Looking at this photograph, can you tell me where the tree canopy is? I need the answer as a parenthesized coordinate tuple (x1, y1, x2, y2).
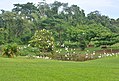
(0, 1, 119, 50)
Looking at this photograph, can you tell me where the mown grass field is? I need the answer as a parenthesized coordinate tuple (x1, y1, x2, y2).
(0, 56, 119, 81)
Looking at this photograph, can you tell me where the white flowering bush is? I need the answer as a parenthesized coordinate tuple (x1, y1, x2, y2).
(29, 29, 55, 54)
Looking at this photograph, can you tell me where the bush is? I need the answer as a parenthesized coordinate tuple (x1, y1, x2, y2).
(29, 29, 55, 54)
(19, 46, 39, 56)
(64, 41, 80, 48)
(79, 40, 87, 51)
(2, 43, 19, 58)
(111, 43, 119, 48)
(0, 41, 4, 45)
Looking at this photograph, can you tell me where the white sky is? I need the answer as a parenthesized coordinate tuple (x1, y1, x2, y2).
(0, 0, 119, 19)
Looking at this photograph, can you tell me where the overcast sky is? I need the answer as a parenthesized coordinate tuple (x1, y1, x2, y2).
(0, 0, 119, 19)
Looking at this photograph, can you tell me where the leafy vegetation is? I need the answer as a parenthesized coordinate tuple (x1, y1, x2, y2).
(0, 0, 119, 49)
(29, 29, 54, 53)
(2, 43, 19, 58)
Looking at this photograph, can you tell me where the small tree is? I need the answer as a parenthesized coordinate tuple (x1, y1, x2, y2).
(29, 29, 55, 54)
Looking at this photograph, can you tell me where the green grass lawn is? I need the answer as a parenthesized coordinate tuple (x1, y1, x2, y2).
(0, 56, 119, 81)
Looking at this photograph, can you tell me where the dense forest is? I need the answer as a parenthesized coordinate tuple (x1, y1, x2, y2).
(0, 0, 119, 50)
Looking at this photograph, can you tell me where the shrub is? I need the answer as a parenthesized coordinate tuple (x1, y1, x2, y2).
(64, 41, 80, 48)
(19, 46, 39, 56)
(2, 43, 19, 58)
(79, 40, 87, 51)
(29, 29, 55, 54)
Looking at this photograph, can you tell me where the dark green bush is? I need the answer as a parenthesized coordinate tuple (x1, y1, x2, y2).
(64, 41, 80, 48)
(79, 40, 87, 50)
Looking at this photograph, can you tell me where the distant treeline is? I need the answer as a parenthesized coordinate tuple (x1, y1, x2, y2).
(0, 0, 119, 48)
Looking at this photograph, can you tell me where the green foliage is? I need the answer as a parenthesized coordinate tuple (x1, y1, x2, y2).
(19, 45, 39, 56)
(0, 28, 5, 45)
(2, 43, 19, 58)
(111, 43, 119, 49)
(0, 1, 119, 49)
(92, 33, 119, 47)
(79, 40, 87, 50)
(0, 11, 34, 44)
(64, 41, 80, 48)
(29, 29, 55, 53)
(65, 27, 84, 42)
(65, 27, 87, 50)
